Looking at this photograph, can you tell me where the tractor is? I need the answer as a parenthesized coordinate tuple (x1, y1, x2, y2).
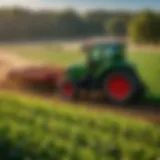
(58, 40, 146, 105)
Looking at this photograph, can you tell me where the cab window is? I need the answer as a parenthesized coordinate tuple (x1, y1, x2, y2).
(101, 45, 118, 59)
(90, 47, 102, 60)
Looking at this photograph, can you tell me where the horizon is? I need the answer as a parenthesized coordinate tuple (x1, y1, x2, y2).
(0, 0, 159, 12)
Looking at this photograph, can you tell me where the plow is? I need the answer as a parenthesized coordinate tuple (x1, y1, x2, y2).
(6, 39, 147, 105)
(7, 65, 64, 91)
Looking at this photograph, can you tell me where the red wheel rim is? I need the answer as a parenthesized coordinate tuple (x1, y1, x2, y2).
(107, 76, 131, 100)
(62, 82, 75, 97)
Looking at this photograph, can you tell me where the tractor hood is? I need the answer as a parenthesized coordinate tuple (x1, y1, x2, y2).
(66, 62, 88, 82)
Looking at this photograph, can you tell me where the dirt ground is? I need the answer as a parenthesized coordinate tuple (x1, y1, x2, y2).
(0, 50, 159, 125)
(0, 50, 46, 84)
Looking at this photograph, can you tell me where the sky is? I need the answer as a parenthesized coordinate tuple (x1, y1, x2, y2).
(0, 0, 159, 12)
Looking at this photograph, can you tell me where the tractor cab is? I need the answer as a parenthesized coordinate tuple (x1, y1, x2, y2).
(83, 40, 125, 60)
(82, 41, 126, 74)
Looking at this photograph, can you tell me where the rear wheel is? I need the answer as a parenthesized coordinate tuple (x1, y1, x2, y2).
(103, 69, 143, 105)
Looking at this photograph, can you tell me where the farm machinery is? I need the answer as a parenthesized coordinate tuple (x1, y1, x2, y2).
(58, 40, 146, 104)
(7, 39, 146, 105)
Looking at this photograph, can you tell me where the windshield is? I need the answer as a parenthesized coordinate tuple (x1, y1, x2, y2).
(87, 43, 125, 62)
(88, 46, 102, 61)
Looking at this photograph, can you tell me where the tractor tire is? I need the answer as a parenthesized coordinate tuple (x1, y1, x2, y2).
(59, 79, 79, 101)
(103, 69, 144, 105)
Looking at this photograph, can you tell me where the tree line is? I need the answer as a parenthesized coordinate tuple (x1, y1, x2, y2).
(0, 8, 159, 43)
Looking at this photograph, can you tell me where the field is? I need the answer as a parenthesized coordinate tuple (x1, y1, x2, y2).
(0, 91, 159, 160)
(1, 42, 160, 95)
(0, 41, 159, 159)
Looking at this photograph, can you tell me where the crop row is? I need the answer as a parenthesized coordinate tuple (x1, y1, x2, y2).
(0, 92, 159, 160)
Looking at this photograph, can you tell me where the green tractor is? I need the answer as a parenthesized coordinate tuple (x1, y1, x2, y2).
(59, 40, 146, 105)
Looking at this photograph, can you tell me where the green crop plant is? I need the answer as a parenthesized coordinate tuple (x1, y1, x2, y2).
(0, 92, 159, 160)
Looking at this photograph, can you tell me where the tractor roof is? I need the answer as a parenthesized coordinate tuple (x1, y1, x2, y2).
(82, 37, 126, 52)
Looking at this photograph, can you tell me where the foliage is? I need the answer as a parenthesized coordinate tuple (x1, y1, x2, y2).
(128, 10, 160, 43)
(0, 8, 133, 41)
(0, 7, 159, 43)
(105, 17, 128, 36)
(0, 92, 159, 160)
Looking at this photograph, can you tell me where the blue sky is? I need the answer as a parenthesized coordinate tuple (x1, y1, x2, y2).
(0, 0, 159, 11)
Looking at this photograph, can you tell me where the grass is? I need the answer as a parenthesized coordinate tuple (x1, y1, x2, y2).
(0, 43, 84, 66)
(127, 53, 160, 96)
(0, 91, 159, 160)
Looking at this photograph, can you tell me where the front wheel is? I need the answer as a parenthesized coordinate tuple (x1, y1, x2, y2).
(103, 70, 144, 105)
(59, 79, 79, 101)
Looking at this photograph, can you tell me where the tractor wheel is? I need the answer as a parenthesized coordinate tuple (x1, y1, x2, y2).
(59, 80, 79, 101)
(103, 69, 143, 105)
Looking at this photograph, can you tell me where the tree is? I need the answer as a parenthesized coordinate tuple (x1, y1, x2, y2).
(105, 17, 128, 36)
(0, 7, 158, 41)
(128, 10, 160, 43)
(54, 9, 85, 37)
(85, 10, 110, 35)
